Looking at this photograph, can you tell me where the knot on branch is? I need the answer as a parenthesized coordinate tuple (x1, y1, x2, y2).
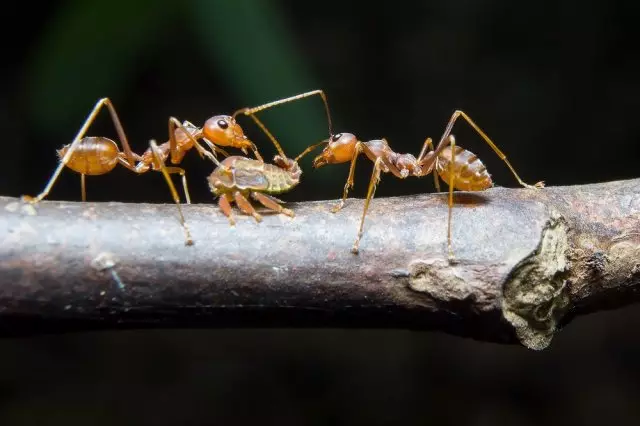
(502, 211, 571, 350)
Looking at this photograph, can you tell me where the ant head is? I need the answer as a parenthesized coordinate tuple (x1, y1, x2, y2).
(203, 115, 254, 153)
(312, 133, 358, 168)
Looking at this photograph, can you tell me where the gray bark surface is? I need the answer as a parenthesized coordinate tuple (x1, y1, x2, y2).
(1, 178, 639, 350)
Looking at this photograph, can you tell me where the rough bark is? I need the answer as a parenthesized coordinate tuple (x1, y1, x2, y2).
(1, 178, 639, 350)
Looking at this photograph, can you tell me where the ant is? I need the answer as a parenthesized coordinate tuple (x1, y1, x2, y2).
(22, 90, 333, 205)
(21, 98, 247, 204)
(310, 110, 544, 260)
(151, 116, 329, 245)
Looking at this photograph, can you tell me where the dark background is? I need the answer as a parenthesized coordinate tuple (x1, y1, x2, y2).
(1, 0, 640, 424)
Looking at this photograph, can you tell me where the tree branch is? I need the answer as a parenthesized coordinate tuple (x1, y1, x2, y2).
(1, 178, 639, 349)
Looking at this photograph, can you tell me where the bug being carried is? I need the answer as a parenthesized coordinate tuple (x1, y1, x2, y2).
(206, 89, 335, 224)
(152, 126, 327, 244)
(310, 110, 544, 260)
(22, 90, 333, 205)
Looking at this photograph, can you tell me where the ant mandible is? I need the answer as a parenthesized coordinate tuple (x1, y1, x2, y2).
(310, 110, 544, 261)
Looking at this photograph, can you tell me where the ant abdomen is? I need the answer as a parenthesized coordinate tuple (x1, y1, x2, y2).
(436, 145, 493, 191)
(58, 136, 120, 176)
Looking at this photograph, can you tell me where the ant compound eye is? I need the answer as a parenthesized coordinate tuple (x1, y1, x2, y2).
(217, 119, 229, 129)
(331, 133, 342, 142)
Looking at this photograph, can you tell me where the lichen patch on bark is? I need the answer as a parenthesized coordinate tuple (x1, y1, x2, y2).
(502, 211, 570, 350)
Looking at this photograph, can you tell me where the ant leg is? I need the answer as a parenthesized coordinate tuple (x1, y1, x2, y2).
(447, 138, 457, 262)
(417, 137, 433, 162)
(351, 145, 409, 254)
(335, 140, 410, 213)
(416, 137, 441, 192)
(233, 191, 262, 223)
(251, 192, 294, 218)
(425, 138, 441, 192)
(81, 174, 87, 202)
(332, 142, 364, 213)
(234, 89, 334, 137)
(218, 194, 236, 226)
(116, 150, 192, 204)
(161, 166, 191, 205)
(351, 157, 385, 254)
(24, 97, 137, 203)
(434, 110, 544, 189)
(149, 140, 193, 246)
(101, 98, 137, 165)
(200, 138, 230, 159)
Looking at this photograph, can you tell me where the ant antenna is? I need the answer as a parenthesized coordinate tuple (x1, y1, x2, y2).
(233, 89, 334, 137)
(245, 113, 288, 159)
(294, 139, 330, 162)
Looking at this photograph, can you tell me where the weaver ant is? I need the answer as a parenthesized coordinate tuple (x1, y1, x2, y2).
(310, 110, 544, 260)
(23, 90, 333, 205)
(21, 98, 247, 204)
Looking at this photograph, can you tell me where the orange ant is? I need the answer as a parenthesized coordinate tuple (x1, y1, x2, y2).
(21, 97, 253, 204)
(310, 110, 544, 260)
(23, 90, 333, 205)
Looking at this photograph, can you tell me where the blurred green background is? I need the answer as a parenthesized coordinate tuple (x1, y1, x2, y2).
(1, 0, 640, 424)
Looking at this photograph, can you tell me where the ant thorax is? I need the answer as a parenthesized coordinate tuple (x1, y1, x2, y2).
(394, 153, 421, 177)
(364, 139, 390, 157)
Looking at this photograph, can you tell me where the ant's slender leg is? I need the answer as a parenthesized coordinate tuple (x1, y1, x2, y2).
(331, 142, 364, 213)
(234, 89, 334, 137)
(24, 97, 137, 203)
(149, 140, 193, 246)
(233, 191, 262, 223)
(424, 138, 441, 192)
(117, 149, 192, 204)
(417, 137, 433, 162)
(351, 146, 407, 254)
(434, 110, 544, 189)
(200, 138, 230, 159)
(81, 174, 87, 202)
(102, 98, 137, 165)
(218, 194, 236, 226)
(351, 157, 384, 254)
(446, 137, 457, 263)
(161, 166, 191, 205)
(251, 192, 294, 218)
(334, 141, 409, 214)
(416, 137, 442, 192)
